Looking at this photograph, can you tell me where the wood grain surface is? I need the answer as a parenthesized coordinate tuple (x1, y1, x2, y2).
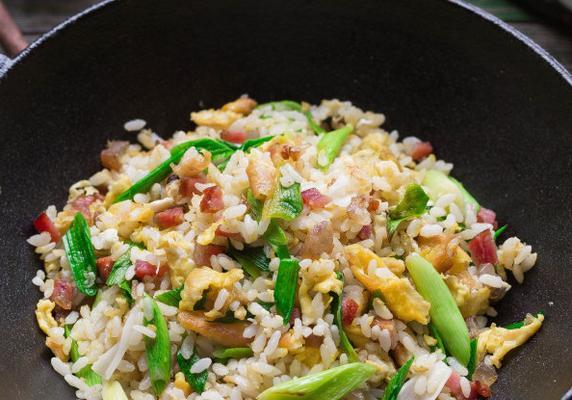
(1, 0, 571, 72)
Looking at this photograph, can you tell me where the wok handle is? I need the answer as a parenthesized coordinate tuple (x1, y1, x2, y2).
(0, 1, 28, 57)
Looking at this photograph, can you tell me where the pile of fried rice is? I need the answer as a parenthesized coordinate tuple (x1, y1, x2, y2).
(28, 97, 543, 400)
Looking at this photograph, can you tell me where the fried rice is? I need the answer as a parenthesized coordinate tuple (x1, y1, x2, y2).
(28, 97, 543, 400)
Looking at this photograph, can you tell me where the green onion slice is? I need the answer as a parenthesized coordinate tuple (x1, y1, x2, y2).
(382, 357, 414, 400)
(274, 258, 300, 324)
(387, 184, 429, 235)
(144, 297, 171, 395)
(63, 213, 98, 296)
(405, 254, 471, 366)
(177, 350, 208, 394)
(228, 245, 270, 278)
(257, 362, 376, 400)
(316, 125, 353, 169)
(212, 347, 254, 362)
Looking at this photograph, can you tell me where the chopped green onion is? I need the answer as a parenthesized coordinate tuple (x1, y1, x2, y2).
(387, 184, 430, 235)
(429, 323, 446, 355)
(102, 381, 129, 400)
(228, 245, 270, 278)
(115, 138, 235, 203)
(218, 136, 274, 170)
(423, 170, 480, 212)
(155, 285, 184, 307)
(405, 254, 471, 366)
(494, 224, 508, 241)
(258, 362, 376, 400)
(256, 100, 302, 112)
(106, 246, 134, 301)
(304, 110, 325, 135)
(263, 182, 303, 222)
(144, 297, 171, 395)
(331, 273, 359, 362)
(449, 176, 480, 211)
(63, 213, 98, 296)
(177, 350, 208, 394)
(212, 347, 254, 362)
(505, 312, 544, 330)
(382, 357, 414, 400)
(64, 325, 102, 386)
(316, 125, 353, 169)
(274, 258, 300, 324)
(247, 189, 292, 257)
(106, 246, 133, 286)
(239, 136, 274, 152)
(264, 220, 290, 259)
(466, 338, 478, 379)
(246, 189, 264, 221)
(258, 301, 274, 311)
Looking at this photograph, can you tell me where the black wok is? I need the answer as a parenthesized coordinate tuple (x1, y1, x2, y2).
(0, 0, 571, 399)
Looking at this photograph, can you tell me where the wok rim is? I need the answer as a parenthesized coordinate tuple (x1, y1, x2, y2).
(1, 0, 571, 86)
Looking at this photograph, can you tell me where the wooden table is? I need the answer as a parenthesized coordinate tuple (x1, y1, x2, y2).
(2, 0, 571, 73)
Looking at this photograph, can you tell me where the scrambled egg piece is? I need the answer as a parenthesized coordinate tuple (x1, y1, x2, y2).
(444, 272, 490, 318)
(191, 109, 242, 130)
(222, 97, 257, 115)
(345, 320, 371, 348)
(418, 234, 471, 274)
(108, 200, 154, 237)
(168, 258, 194, 288)
(179, 267, 244, 319)
(46, 337, 67, 361)
(174, 372, 191, 396)
(477, 314, 543, 367)
(104, 175, 132, 206)
(197, 221, 222, 246)
(298, 259, 342, 324)
(345, 245, 430, 324)
(345, 244, 405, 275)
(36, 299, 58, 335)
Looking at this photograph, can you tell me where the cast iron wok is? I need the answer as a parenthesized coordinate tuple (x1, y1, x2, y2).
(0, 0, 571, 399)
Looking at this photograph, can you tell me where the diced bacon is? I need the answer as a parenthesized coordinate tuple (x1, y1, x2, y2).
(180, 175, 207, 197)
(342, 297, 359, 326)
(468, 229, 498, 266)
(477, 207, 498, 229)
(473, 381, 491, 398)
(358, 224, 372, 240)
(193, 244, 226, 267)
(154, 207, 184, 229)
(51, 279, 74, 310)
(200, 186, 224, 213)
(289, 307, 301, 325)
(411, 141, 433, 161)
(367, 198, 380, 212)
(299, 221, 334, 259)
(215, 227, 241, 239)
(301, 188, 331, 210)
(33, 212, 61, 243)
(96, 256, 115, 280)
(305, 334, 324, 348)
(134, 260, 168, 280)
(70, 195, 101, 225)
(100, 141, 129, 171)
(221, 130, 247, 144)
(446, 372, 483, 400)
